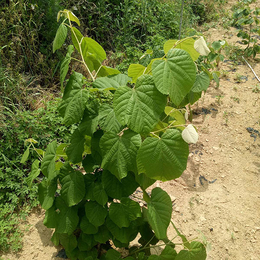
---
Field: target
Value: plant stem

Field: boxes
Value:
[66,11,95,81]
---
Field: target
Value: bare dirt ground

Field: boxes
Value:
[1,2,260,260]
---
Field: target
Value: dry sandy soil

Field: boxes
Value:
[1,2,260,260]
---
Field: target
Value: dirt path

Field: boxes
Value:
[1,3,260,260]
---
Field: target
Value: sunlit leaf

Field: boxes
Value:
[53,23,68,53]
[137,129,189,181]
[114,75,167,134]
[147,188,172,239]
[152,49,196,106]
[164,38,200,61]
[100,130,141,180]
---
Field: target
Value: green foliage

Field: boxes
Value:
[0,167,38,252]
[231,1,260,58]
[0,0,63,82]
[0,98,74,253]
[26,10,212,260]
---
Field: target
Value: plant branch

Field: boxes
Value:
[66,11,95,81]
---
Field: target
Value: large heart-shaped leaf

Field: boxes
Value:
[114,75,167,134]
[147,188,172,239]
[98,104,122,133]
[81,37,106,63]
[128,64,146,83]
[102,171,139,199]
[106,217,138,244]
[60,170,85,207]
[56,198,79,235]
[66,129,85,164]
[152,49,196,106]
[59,72,89,126]
[137,129,189,181]
[38,179,57,210]
[191,72,210,92]
[85,201,108,227]
[109,198,141,228]
[80,216,98,234]
[100,130,141,180]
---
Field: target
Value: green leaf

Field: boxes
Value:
[86,182,108,206]
[175,242,207,260]
[43,206,58,228]
[109,198,141,228]
[100,130,141,180]
[160,245,178,259]
[53,23,68,53]
[26,159,40,188]
[92,77,121,91]
[82,154,97,172]
[192,72,210,92]
[98,104,122,133]
[78,233,97,251]
[137,129,189,181]
[91,130,103,165]
[128,64,146,83]
[80,216,98,234]
[66,129,85,163]
[60,170,85,206]
[105,249,121,260]
[38,179,57,210]
[56,199,79,235]
[109,74,131,86]
[71,27,83,52]
[180,91,201,106]
[152,49,196,106]
[147,187,172,239]
[106,217,138,244]
[97,66,120,77]
[60,234,78,253]
[102,170,124,199]
[114,75,167,134]
[20,146,30,164]
[59,72,89,126]
[41,141,57,180]
[51,231,60,246]
[67,10,80,26]
[85,201,108,227]
[164,38,200,61]
[60,45,74,89]
[121,172,139,197]
[81,37,106,63]
[165,107,186,126]
[94,225,111,244]
[135,173,156,190]
[138,221,159,246]
[211,41,221,51]
[78,106,99,136]
[102,171,139,199]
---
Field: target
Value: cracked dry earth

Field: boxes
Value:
[1,6,260,260]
